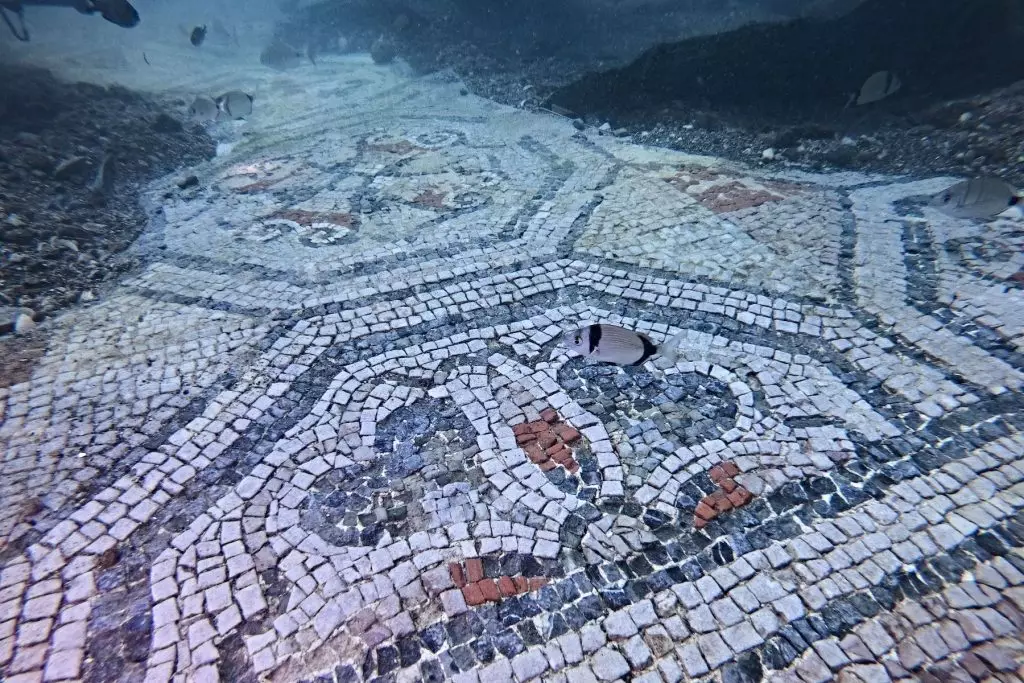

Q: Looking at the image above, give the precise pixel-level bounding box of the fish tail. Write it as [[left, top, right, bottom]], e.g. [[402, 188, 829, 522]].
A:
[[658, 330, 688, 365]]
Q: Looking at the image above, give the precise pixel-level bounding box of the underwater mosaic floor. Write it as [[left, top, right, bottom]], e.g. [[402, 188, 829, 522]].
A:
[[2, 56, 1024, 683]]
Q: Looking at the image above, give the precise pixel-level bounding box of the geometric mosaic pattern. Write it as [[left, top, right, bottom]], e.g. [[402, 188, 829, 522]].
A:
[[1, 56, 1023, 683]]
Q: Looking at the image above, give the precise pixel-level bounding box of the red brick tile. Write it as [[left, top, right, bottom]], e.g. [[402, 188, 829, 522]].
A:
[[711, 492, 734, 514], [722, 461, 740, 478], [513, 576, 529, 593], [524, 443, 546, 463], [708, 464, 726, 483], [512, 423, 532, 436], [539, 460, 557, 472], [497, 576, 517, 597], [529, 421, 549, 434], [479, 579, 501, 602], [516, 432, 537, 445], [565, 461, 580, 474], [694, 501, 716, 521], [555, 425, 580, 444], [537, 433, 557, 449], [694, 516, 707, 529], [547, 444, 569, 460], [449, 562, 466, 588], [462, 583, 485, 606], [540, 408, 558, 423], [727, 486, 752, 507], [466, 558, 484, 583], [720, 477, 737, 493], [551, 449, 572, 465], [527, 577, 547, 591]]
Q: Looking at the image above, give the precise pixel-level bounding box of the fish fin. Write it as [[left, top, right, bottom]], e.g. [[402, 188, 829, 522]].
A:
[[658, 330, 688, 365], [633, 334, 658, 366]]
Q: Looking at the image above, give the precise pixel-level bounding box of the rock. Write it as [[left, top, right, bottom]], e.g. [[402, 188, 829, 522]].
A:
[[79, 290, 96, 303], [612, 127, 630, 137], [598, 122, 612, 133], [53, 155, 89, 181], [761, 147, 777, 161], [152, 112, 184, 133], [371, 35, 396, 64], [572, 118, 586, 130], [460, 88, 469, 96], [14, 312, 36, 335], [177, 174, 199, 189]]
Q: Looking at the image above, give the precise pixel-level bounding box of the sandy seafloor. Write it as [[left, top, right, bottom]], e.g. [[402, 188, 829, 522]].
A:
[[1, 20, 1024, 683]]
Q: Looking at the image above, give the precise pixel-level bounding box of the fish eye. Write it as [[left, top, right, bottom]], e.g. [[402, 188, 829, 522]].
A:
[[574, 334, 582, 344], [942, 193, 952, 203]]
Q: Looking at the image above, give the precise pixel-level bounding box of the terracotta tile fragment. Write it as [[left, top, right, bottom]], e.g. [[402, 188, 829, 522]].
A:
[[710, 491, 733, 513], [694, 501, 716, 521], [466, 558, 484, 583], [720, 477, 737, 494], [547, 444, 569, 459], [540, 408, 558, 423], [462, 583, 485, 606], [694, 516, 707, 529], [708, 465, 725, 483], [555, 425, 581, 443], [722, 461, 740, 477], [513, 576, 529, 592], [524, 443, 546, 463], [498, 576, 517, 597], [449, 562, 466, 588], [516, 432, 537, 445], [479, 579, 500, 602], [527, 577, 547, 591], [529, 421, 549, 434], [727, 486, 752, 507], [539, 460, 557, 472], [550, 449, 572, 465], [537, 433, 557, 449], [565, 462, 580, 474], [512, 423, 532, 436]]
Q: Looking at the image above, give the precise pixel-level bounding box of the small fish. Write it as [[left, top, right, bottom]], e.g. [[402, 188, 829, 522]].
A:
[[930, 177, 1020, 220], [215, 90, 253, 119], [561, 324, 660, 366], [190, 25, 207, 46], [188, 95, 218, 121], [848, 70, 901, 107], [260, 39, 305, 70]]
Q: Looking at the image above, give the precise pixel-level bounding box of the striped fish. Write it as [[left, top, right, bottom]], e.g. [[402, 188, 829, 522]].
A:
[[930, 177, 1020, 220], [561, 324, 659, 366]]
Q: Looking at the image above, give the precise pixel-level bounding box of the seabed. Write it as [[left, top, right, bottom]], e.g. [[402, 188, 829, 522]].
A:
[[1, 46, 1024, 683]]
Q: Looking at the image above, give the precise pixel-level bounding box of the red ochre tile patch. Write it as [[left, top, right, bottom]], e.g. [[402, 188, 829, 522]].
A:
[[694, 461, 754, 529], [449, 561, 549, 607], [511, 409, 581, 474]]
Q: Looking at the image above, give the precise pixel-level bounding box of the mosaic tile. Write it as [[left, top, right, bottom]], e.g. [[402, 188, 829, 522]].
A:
[[1, 55, 1022, 683]]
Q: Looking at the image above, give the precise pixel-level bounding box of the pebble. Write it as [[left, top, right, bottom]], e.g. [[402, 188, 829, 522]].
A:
[[14, 311, 36, 334]]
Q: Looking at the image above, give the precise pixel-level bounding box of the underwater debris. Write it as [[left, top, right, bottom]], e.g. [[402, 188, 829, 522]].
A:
[[88, 154, 115, 200]]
